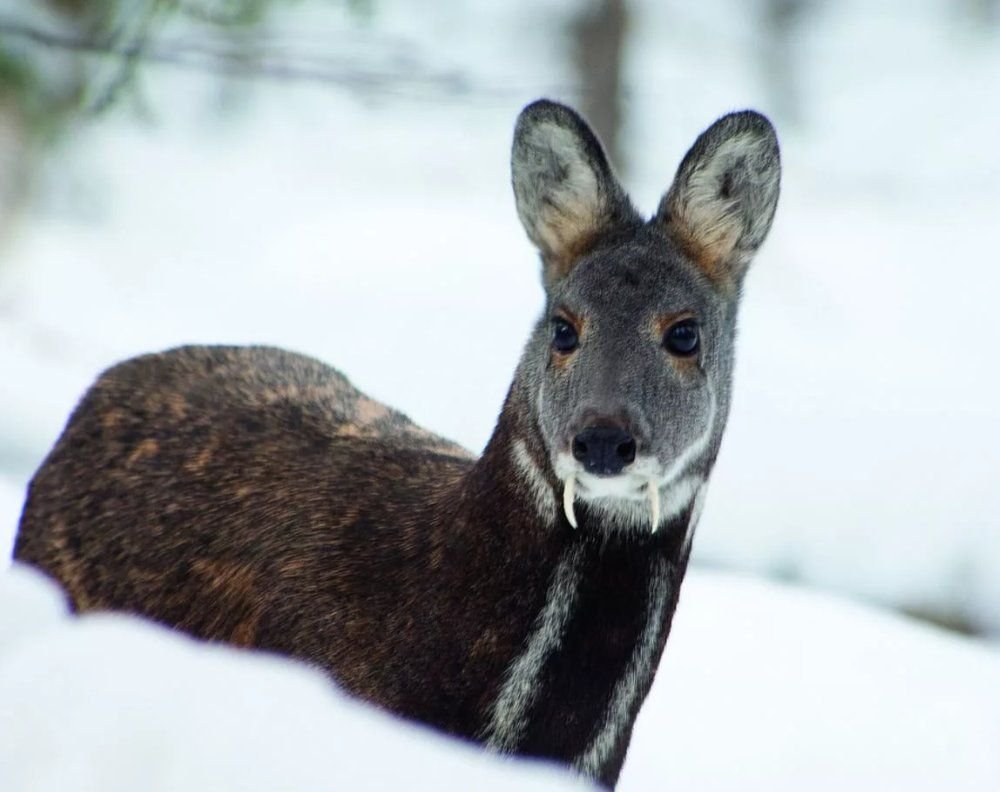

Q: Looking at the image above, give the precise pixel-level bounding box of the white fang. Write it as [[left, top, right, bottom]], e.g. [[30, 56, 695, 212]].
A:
[[563, 476, 578, 529], [647, 478, 660, 533], [484, 545, 584, 752], [573, 556, 672, 777]]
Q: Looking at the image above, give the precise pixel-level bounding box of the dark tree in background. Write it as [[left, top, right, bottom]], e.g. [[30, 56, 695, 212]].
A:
[[570, 0, 628, 173], [759, 0, 809, 127], [963, 0, 1000, 28]]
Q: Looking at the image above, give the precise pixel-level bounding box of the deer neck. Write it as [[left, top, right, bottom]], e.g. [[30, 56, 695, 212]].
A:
[[452, 380, 697, 787]]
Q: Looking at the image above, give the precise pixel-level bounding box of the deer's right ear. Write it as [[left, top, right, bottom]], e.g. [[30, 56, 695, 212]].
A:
[[512, 100, 638, 289], [655, 111, 780, 291]]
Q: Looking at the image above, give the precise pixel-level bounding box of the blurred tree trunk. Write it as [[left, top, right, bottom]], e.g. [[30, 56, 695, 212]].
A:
[[961, 0, 999, 29], [760, 0, 809, 127], [570, 0, 628, 172]]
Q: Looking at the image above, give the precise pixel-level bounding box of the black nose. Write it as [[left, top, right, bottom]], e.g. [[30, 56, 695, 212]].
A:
[[572, 426, 636, 475]]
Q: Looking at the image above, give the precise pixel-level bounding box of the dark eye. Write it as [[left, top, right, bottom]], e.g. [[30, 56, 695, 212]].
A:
[[552, 318, 579, 353], [664, 319, 699, 356]]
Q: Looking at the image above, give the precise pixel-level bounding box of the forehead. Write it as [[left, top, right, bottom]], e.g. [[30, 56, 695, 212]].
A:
[[552, 224, 716, 318]]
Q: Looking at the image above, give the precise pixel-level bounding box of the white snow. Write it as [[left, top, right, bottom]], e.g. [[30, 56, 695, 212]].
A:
[[0, 565, 591, 792], [1, 547, 997, 790], [0, 476, 23, 564], [622, 573, 1000, 791]]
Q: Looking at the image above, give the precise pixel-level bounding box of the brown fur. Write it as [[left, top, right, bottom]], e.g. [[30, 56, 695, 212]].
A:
[[542, 228, 601, 288], [663, 222, 737, 293], [16, 345, 542, 724]]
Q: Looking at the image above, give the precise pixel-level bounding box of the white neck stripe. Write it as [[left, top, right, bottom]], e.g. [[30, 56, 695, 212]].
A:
[[573, 556, 671, 776], [511, 438, 557, 526], [483, 544, 584, 751]]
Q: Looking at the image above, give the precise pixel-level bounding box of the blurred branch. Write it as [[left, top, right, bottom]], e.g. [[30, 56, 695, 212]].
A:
[[83, 0, 164, 113], [0, 16, 473, 96]]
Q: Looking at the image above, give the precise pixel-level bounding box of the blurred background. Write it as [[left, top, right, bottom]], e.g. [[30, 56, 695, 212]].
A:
[[0, 0, 997, 644]]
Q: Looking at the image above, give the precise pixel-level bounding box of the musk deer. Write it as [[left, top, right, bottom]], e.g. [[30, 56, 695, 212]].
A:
[[15, 99, 780, 788]]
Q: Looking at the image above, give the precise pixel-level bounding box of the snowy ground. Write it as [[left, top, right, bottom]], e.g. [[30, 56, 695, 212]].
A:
[[2, 477, 998, 791], [0, 563, 591, 792]]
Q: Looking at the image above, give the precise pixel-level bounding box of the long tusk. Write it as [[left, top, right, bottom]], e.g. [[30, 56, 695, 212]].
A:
[[648, 478, 660, 533], [563, 476, 578, 529]]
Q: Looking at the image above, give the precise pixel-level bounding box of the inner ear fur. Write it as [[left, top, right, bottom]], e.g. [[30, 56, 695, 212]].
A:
[[657, 110, 781, 290], [511, 99, 640, 289]]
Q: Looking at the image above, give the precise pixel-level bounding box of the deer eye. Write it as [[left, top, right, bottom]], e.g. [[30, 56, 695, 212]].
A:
[[664, 319, 699, 356], [552, 318, 579, 353]]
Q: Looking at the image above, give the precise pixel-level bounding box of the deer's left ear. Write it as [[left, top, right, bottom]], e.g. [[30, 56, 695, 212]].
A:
[[656, 111, 780, 290], [512, 99, 640, 289]]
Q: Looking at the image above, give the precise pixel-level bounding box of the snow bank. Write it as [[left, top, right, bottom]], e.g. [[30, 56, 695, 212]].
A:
[[622, 573, 1000, 791], [1, 558, 997, 790], [0, 565, 589, 792]]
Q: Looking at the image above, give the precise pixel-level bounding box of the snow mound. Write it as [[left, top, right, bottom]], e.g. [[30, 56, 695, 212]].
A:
[[2, 557, 998, 790], [622, 573, 1000, 790], [0, 565, 589, 792]]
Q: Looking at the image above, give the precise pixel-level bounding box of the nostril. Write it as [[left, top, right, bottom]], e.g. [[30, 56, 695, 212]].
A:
[[572, 426, 636, 475], [616, 439, 636, 464]]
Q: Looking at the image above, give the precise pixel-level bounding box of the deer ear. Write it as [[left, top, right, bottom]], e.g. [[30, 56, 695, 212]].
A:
[[512, 100, 639, 289], [656, 111, 780, 290]]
